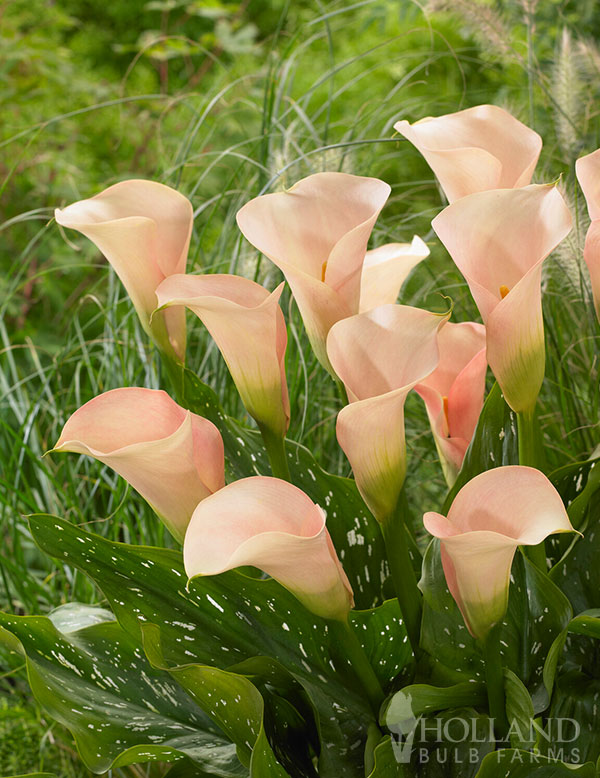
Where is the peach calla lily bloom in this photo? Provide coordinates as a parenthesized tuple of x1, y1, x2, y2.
(155, 274, 289, 439)
(55, 180, 193, 362)
(236, 172, 391, 373)
(423, 466, 575, 639)
(52, 388, 224, 542)
(395, 104, 542, 203)
(432, 184, 572, 413)
(327, 304, 449, 521)
(575, 149, 600, 320)
(184, 476, 354, 621)
(359, 236, 430, 313)
(416, 322, 487, 486)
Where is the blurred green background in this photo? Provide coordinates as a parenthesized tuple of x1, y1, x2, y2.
(1, 0, 599, 773)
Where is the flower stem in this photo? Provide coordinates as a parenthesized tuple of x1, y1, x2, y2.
(480, 625, 508, 740)
(329, 618, 385, 717)
(516, 406, 541, 468)
(258, 424, 291, 482)
(380, 491, 422, 656)
(517, 407, 547, 570)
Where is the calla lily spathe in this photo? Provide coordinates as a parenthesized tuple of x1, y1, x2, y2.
(184, 476, 354, 621)
(327, 304, 449, 521)
(395, 104, 542, 203)
(155, 274, 289, 439)
(236, 172, 391, 373)
(359, 236, 430, 313)
(423, 466, 574, 639)
(432, 184, 572, 413)
(52, 388, 224, 542)
(576, 149, 600, 321)
(55, 180, 193, 362)
(416, 322, 487, 485)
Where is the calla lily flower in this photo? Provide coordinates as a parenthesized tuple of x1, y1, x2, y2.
(575, 149, 600, 320)
(432, 184, 572, 413)
(327, 304, 449, 521)
(52, 388, 224, 542)
(236, 172, 391, 373)
(55, 180, 193, 362)
(394, 104, 542, 203)
(359, 236, 430, 313)
(423, 466, 575, 639)
(416, 322, 487, 485)
(184, 476, 354, 621)
(155, 274, 289, 439)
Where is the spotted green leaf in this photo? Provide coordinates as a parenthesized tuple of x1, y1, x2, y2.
(504, 669, 535, 751)
(0, 608, 244, 775)
(543, 671, 600, 765)
(543, 610, 600, 706)
(141, 623, 297, 773)
(366, 736, 412, 776)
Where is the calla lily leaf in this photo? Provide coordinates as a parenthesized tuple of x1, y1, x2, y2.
(503, 669, 535, 751)
(550, 502, 600, 614)
(141, 623, 298, 773)
(543, 671, 600, 765)
(549, 458, 600, 529)
(500, 554, 572, 712)
(366, 736, 412, 777)
(543, 610, 600, 702)
(383, 681, 487, 730)
(29, 514, 410, 777)
(474, 750, 595, 777)
(442, 382, 519, 512)
(0, 610, 244, 775)
(140, 622, 263, 766)
(46, 602, 115, 633)
(179, 367, 388, 609)
(250, 727, 293, 778)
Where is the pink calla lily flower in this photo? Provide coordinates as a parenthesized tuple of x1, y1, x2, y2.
(52, 388, 224, 542)
(432, 184, 572, 413)
(423, 466, 575, 639)
(236, 172, 391, 373)
(155, 274, 289, 439)
(394, 104, 542, 203)
(575, 149, 600, 320)
(327, 304, 449, 521)
(416, 322, 487, 485)
(359, 236, 430, 313)
(55, 180, 193, 362)
(184, 476, 354, 621)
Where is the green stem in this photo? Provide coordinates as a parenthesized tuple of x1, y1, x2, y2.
(381, 492, 422, 656)
(517, 407, 547, 570)
(480, 625, 508, 740)
(516, 407, 539, 468)
(258, 424, 291, 481)
(329, 618, 385, 717)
